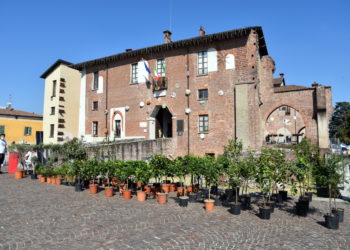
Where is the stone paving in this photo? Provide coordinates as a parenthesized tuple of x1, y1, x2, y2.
(0, 172, 349, 249)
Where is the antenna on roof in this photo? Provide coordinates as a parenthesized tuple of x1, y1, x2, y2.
(6, 94, 12, 109)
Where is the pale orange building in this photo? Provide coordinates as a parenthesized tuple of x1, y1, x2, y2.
(0, 107, 43, 144)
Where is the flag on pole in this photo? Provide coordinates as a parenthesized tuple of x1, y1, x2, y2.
(144, 61, 151, 74)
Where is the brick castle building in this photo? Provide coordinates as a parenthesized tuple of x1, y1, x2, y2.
(42, 26, 332, 157)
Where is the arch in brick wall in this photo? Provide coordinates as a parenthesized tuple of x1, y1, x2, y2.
(264, 103, 308, 125)
(111, 110, 124, 134)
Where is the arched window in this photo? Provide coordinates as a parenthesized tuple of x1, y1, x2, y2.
(225, 54, 235, 69)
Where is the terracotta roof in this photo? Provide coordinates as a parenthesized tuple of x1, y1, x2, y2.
(72, 26, 268, 71)
(274, 85, 313, 93)
(273, 77, 284, 86)
(40, 59, 72, 79)
(0, 108, 43, 119)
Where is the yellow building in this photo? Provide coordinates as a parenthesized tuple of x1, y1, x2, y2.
(0, 107, 43, 144)
(40, 60, 81, 144)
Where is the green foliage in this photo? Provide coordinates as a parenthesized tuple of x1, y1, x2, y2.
(61, 138, 87, 161)
(329, 102, 350, 139)
(149, 154, 171, 182)
(201, 155, 222, 200)
(133, 160, 152, 184)
(339, 111, 350, 144)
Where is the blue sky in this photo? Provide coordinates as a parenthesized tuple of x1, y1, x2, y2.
(0, 0, 349, 114)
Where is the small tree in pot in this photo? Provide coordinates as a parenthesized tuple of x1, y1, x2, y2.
(174, 157, 190, 207)
(149, 154, 169, 192)
(82, 160, 100, 194)
(314, 154, 346, 229)
(202, 155, 221, 211)
(134, 160, 152, 202)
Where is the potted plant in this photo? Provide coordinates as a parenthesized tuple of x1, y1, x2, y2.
(82, 160, 100, 194)
(174, 157, 190, 207)
(71, 160, 84, 192)
(101, 161, 115, 197)
(238, 152, 257, 209)
(133, 160, 151, 202)
(314, 154, 346, 229)
(149, 154, 171, 193)
(202, 155, 221, 211)
(256, 148, 275, 219)
(116, 161, 133, 199)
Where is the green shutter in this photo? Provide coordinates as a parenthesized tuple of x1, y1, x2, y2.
(0, 125, 4, 134)
(29, 127, 32, 136)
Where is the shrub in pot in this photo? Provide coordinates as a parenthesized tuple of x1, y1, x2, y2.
(314, 154, 346, 229)
(115, 161, 134, 199)
(133, 160, 152, 201)
(201, 155, 221, 211)
(82, 160, 100, 194)
(101, 161, 115, 197)
(149, 154, 170, 192)
(173, 157, 190, 203)
(70, 160, 84, 192)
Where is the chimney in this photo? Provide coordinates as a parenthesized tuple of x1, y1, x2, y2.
(6, 102, 12, 110)
(125, 48, 132, 52)
(163, 30, 172, 44)
(199, 26, 205, 37)
(312, 82, 319, 87)
(279, 73, 284, 78)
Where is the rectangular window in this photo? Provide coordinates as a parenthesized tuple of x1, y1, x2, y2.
(176, 120, 184, 136)
(285, 106, 291, 116)
(52, 80, 57, 97)
(198, 51, 208, 75)
(156, 58, 166, 77)
(198, 115, 209, 132)
(51, 107, 55, 115)
(131, 63, 138, 83)
(93, 72, 99, 90)
(0, 125, 5, 134)
(50, 124, 54, 138)
(198, 89, 208, 100)
(114, 120, 121, 138)
(92, 121, 98, 136)
(24, 127, 32, 136)
(92, 101, 98, 111)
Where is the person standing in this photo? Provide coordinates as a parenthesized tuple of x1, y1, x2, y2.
(0, 133, 7, 173)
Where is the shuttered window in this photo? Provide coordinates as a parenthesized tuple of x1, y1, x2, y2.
(0, 125, 4, 134)
(24, 127, 32, 136)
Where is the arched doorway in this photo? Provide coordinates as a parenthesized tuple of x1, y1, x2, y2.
(151, 105, 172, 138)
(265, 105, 305, 145)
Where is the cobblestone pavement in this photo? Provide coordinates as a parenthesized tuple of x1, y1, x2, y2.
(0, 173, 349, 250)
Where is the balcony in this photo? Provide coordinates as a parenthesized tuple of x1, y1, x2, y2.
(153, 77, 168, 91)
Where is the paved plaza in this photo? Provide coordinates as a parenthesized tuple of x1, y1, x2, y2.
(0, 172, 349, 250)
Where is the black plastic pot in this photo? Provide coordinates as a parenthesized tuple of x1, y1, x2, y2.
(75, 183, 83, 192)
(267, 201, 276, 213)
(62, 181, 68, 186)
(279, 190, 288, 201)
(259, 207, 271, 220)
(295, 199, 309, 216)
(31, 173, 37, 179)
(69, 182, 75, 186)
(211, 186, 219, 196)
(229, 203, 241, 215)
(179, 196, 189, 207)
(324, 214, 339, 229)
(332, 208, 344, 223)
(240, 195, 251, 210)
(188, 193, 197, 203)
(305, 192, 313, 202)
(214, 196, 222, 206)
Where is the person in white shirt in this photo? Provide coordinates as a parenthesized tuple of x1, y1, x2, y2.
(0, 134, 7, 173)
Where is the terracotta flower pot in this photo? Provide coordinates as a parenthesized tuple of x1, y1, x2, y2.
(123, 190, 132, 199)
(39, 176, 46, 183)
(177, 187, 184, 196)
(157, 193, 168, 204)
(37, 174, 43, 179)
(21, 170, 25, 177)
(15, 170, 23, 179)
(137, 190, 147, 201)
(186, 186, 193, 194)
(204, 199, 215, 211)
(55, 178, 62, 185)
(169, 183, 176, 192)
(144, 186, 151, 194)
(89, 184, 98, 194)
(105, 187, 114, 197)
(47, 177, 51, 183)
(161, 184, 170, 193)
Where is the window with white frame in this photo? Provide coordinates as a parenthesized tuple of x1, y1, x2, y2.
(156, 58, 166, 77)
(198, 51, 208, 75)
(198, 89, 208, 100)
(92, 121, 98, 136)
(198, 114, 209, 132)
(131, 63, 138, 83)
